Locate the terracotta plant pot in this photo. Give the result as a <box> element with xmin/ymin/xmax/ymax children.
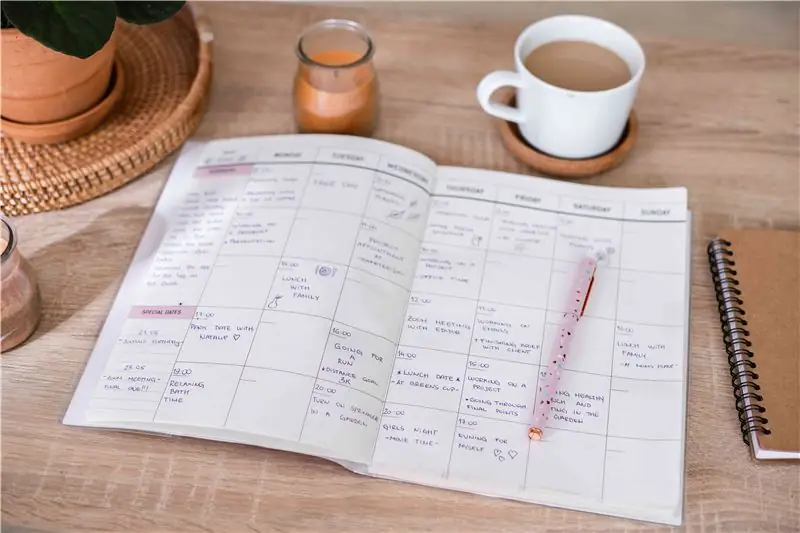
<box><xmin>1</xmin><ymin>27</ymin><xmax>117</xmax><ymax>124</ymax></box>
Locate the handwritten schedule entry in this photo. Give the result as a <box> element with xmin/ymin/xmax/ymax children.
<box><xmin>65</xmin><ymin>135</ymin><xmax>691</xmax><ymax>526</ymax></box>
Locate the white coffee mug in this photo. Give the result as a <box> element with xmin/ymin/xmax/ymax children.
<box><xmin>477</xmin><ymin>15</ymin><xmax>645</xmax><ymax>159</ymax></box>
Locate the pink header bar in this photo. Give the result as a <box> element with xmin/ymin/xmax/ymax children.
<box><xmin>194</xmin><ymin>164</ymin><xmax>254</xmax><ymax>178</ymax></box>
<box><xmin>128</xmin><ymin>306</ymin><xmax>197</xmax><ymax>319</ymax></box>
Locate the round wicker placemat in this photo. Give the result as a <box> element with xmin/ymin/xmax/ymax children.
<box><xmin>0</xmin><ymin>6</ymin><xmax>213</xmax><ymax>217</ymax></box>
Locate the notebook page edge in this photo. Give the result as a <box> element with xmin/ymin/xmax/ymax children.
<box><xmin>62</xmin><ymin>140</ymin><xmax>209</xmax><ymax>427</ymax></box>
<box><xmin>69</xmin><ymin>417</ymin><xmax>373</xmax><ymax>467</ymax></box>
<box><xmin>362</xmin><ymin>466</ymin><xmax>682</xmax><ymax>526</ymax></box>
<box><xmin>753</xmin><ymin>439</ymin><xmax>800</xmax><ymax>460</ymax></box>
<box><xmin>675</xmin><ymin>209</ymin><xmax>693</xmax><ymax>524</ymax></box>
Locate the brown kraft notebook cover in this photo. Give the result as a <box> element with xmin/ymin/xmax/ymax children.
<box><xmin>708</xmin><ymin>228</ymin><xmax>800</xmax><ymax>460</ymax></box>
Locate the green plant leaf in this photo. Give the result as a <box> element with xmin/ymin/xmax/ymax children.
<box><xmin>3</xmin><ymin>1</ymin><xmax>117</xmax><ymax>59</ymax></box>
<box><xmin>115</xmin><ymin>1</ymin><xmax>185</xmax><ymax>25</ymax></box>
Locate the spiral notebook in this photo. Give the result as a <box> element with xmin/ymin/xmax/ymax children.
<box><xmin>708</xmin><ymin>228</ymin><xmax>800</xmax><ymax>461</ymax></box>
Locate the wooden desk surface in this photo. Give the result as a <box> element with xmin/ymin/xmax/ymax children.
<box><xmin>2</xmin><ymin>3</ymin><xmax>799</xmax><ymax>532</ymax></box>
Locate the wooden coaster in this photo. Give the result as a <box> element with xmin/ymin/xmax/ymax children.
<box><xmin>496</xmin><ymin>93</ymin><xmax>638</xmax><ymax>180</ymax></box>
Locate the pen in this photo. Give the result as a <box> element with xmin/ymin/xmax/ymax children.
<box><xmin>528</xmin><ymin>247</ymin><xmax>613</xmax><ymax>440</ymax></box>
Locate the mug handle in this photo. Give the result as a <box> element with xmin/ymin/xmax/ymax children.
<box><xmin>476</xmin><ymin>71</ymin><xmax>527</xmax><ymax>124</ymax></box>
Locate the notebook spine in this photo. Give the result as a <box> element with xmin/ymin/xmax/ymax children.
<box><xmin>707</xmin><ymin>238</ymin><xmax>771</xmax><ymax>445</ymax></box>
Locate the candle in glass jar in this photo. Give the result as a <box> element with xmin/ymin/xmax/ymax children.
<box><xmin>1</xmin><ymin>216</ymin><xmax>42</xmax><ymax>353</ymax></box>
<box><xmin>293</xmin><ymin>19</ymin><xmax>379</xmax><ymax>137</ymax></box>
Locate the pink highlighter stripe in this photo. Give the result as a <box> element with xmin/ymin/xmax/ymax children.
<box><xmin>194</xmin><ymin>164</ymin><xmax>254</xmax><ymax>178</ymax></box>
<box><xmin>128</xmin><ymin>305</ymin><xmax>197</xmax><ymax>319</ymax></box>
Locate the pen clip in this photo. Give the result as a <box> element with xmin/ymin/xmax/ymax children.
<box><xmin>579</xmin><ymin>246</ymin><xmax>612</xmax><ymax>317</ymax></box>
<box><xmin>580</xmin><ymin>274</ymin><xmax>595</xmax><ymax>318</ymax></box>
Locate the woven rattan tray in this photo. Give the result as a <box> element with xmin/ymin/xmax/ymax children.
<box><xmin>0</xmin><ymin>6</ymin><xmax>213</xmax><ymax>216</ymax></box>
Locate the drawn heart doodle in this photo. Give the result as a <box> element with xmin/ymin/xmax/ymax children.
<box><xmin>508</xmin><ymin>450</ymin><xmax>518</xmax><ymax>459</ymax></box>
<box><xmin>233</xmin><ymin>334</ymin><xmax>241</xmax><ymax>341</ymax></box>
<box><xmin>493</xmin><ymin>449</ymin><xmax>502</xmax><ymax>457</ymax></box>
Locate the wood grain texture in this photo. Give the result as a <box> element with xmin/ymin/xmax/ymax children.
<box><xmin>2</xmin><ymin>3</ymin><xmax>799</xmax><ymax>532</ymax></box>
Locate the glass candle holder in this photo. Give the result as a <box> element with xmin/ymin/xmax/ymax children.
<box><xmin>293</xmin><ymin>19</ymin><xmax>379</xmax><ymax>137</ymax></box>
<box><xmin>1</xmin><ymin>215</ymin><xmax>41</xmax><ymax>353</ymax></box>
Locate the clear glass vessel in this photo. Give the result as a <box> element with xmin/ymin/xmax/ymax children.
<box><xmin>293</xmin><ymin>19</ymin><xmax>379</xmax><ymax>137</ymax></box>
<box><xmin>1</xmin><ymin>215</ymin><xmax>41</xmax><ymax>353</ymax></box>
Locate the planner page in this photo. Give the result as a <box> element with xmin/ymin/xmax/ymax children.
<box><xmin>63</xmin><ymin>134</ymin><xmax>439</xmax><ymax>465</ymax></box>
<box><xmin>368</xmin><ymin>166</ymin><xmax>691</xmax><ymax>525</ymax></box>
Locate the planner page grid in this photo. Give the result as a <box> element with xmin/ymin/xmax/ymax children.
<box><xmin>62</xmin><ymin>135</ymin><xmax>690</xmax><ymax>525</ymax></box>
<box><xmin>369</xmin><ymin>166</ymin><xmax>690</xmax><ymax>522</ymax></box>
<box><xmin>66</xmin><ymin>135</ymin><xmax>441</xmax><ymax>465</ymax></box>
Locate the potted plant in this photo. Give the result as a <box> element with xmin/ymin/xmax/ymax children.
<box><xmin>1</xmin><ymin>0</ymin><xmax>185</xmax><ymax>136</ymax></box>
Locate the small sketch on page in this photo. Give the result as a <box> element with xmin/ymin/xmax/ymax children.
<box><xmin>315</xmin><ymin>265</ymin><xmax>337</xmax><ymax>277</ymax></box>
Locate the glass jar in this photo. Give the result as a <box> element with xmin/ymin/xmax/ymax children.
<box><xmin>293</xmin><ymin>19</ymin><xmax>379</xmax><ymax>137</ymax></box>
<box><xmin>1</xmin><ymin>215</ymin><xmax>41</xmax><ymax>353</ymax></box>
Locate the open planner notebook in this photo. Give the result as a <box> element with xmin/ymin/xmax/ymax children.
<box><xmin>65</xmin><ymin>134</ymin><xmax>692</xmax><ymax>525</ymax></box>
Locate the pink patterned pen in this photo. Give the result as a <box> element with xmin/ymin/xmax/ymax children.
<box><xmin>528</xmin><ymin>247</ymin><xmax>612</xmax><ymax>440</ymax></box>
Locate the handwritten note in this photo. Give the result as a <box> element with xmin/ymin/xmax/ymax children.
<box><xmin>90</xmin><ymin>351</ymin><xmax>173</xmax><ymax>413</ymax></box>
<box><xmin>448</xmin><ymin>414</ymin><xmax>529</xmax><ymax>489</ymax></box>
<box><xmin>178</xmin><ymin>307</ymin><xmax>260</xmax><ymax>366</ymax></box>
<box><xmin>387</xmin><ymin>347</ymin><xmax>465</xmax><ymax>411</ymax></box>
<box><xmin>471</xmin><ymin>304</ymin><xmax>545</xmax><ymax>364</ymax></box>
<box><xmin>138</xmin><ymin>187</ymin><xmax>242</xmax><ymax>306</ymax></box>
<box><xmin>300</xmin><ymin>381</ymin><xmax>384</xmax><ymax>462</ymax></box>
<box><xmin>372</xmin><ymin>403</ymin><xmax>456</xmax><ymax>476</ymax></box>
<box><xmin>613</xmin><ymin>322</ymin><xmax>685</xmax><ymax>381</ymax></box>
<box><xmin>261</xmin><ymin>258</ymin><xmax>346</xmax><ymax>319</ymax></box>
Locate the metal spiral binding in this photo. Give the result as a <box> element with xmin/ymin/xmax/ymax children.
<box><xmin>707</xmin><ymin>238</ymin><xmax>770</xmax><ymax>444</ymax></box>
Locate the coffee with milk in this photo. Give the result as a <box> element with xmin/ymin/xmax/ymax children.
<box><xmin>523</xmin><ymin>40</ymin><xmax>632</xmax><ymax>92</ymax></box>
